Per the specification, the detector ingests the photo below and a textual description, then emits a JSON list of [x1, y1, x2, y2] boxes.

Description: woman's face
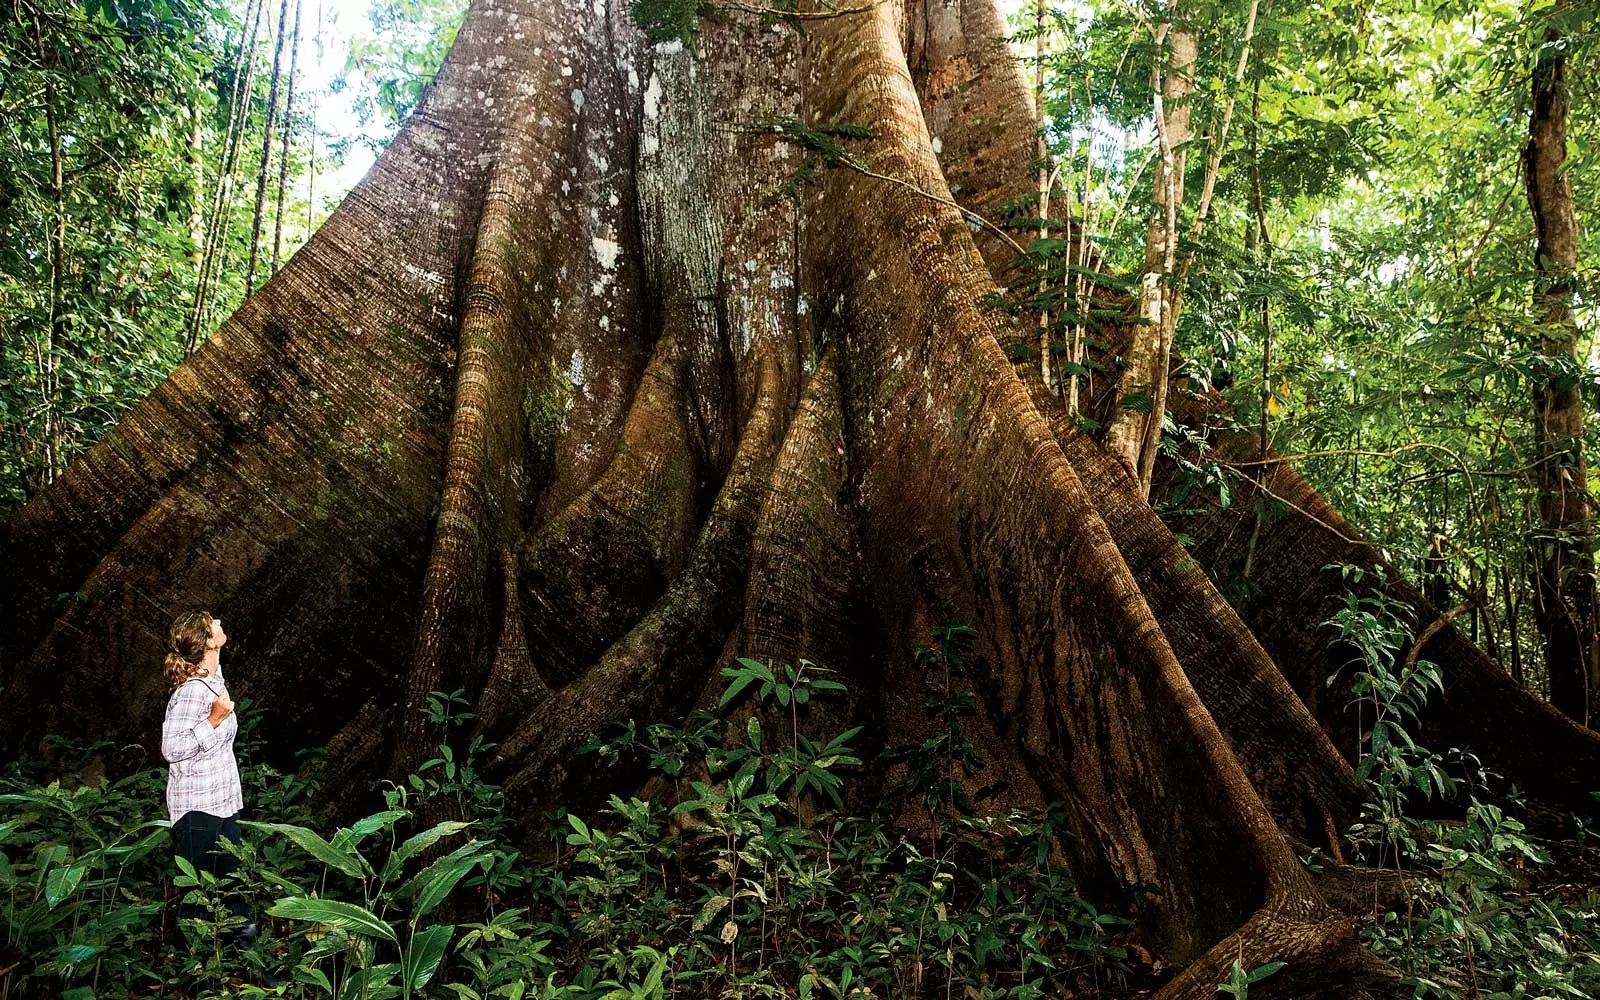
[[208, 616, 227, 651]]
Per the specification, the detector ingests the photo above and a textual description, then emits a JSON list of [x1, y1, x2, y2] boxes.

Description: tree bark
[[1105, 12, 1194, 494], [3, 0, 1597, 994], [1523, 1, 1595, 725]]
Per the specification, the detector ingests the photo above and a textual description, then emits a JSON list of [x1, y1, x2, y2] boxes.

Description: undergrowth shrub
[[1320, 567, 1600, 998], [0, 633, 1141, 999]]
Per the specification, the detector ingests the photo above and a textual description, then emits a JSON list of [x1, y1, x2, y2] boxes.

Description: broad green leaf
[[382, 820, 473, 880], [57, 943, 101, 965], [692, 893, 730, 932], [45, 863, 87, 907], [268, 896, 398, 943], [566, 814, 591, 845], [295, 966, 334, 992], [340, 962, 400, 1000], [103, 823, 174, 860], [397, 840, 489, 899], [341, 810, 410, 846], [244, 821, 369, 879], [402, 923, 454, 991], [412, 858, 479, 918]]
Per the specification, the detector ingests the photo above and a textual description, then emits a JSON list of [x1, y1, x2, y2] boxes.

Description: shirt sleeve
[[161, 682, 223, 763]]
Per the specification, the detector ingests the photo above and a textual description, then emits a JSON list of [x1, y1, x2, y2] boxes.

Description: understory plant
[[0, 633, 1140, 1000], [1321, 577, 1600, 998]]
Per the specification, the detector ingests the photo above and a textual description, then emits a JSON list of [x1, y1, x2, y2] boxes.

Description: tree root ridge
[[495, 352, 791, 804], [1153, 905, 1388, 1000], [803, 0, 1352, 972], [396, 160, 546, 771], [1155, 384, 1600, 826]]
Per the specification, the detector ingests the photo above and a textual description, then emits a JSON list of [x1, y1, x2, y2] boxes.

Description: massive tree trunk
[[3, 0, 1598, 994], [1523, 0, 1596, 726]]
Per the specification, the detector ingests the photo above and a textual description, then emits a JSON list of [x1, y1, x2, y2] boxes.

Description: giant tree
[[4, 0, 1600, 995]]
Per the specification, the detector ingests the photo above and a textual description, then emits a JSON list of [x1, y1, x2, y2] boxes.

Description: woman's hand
[[207, 690, 234, 728]]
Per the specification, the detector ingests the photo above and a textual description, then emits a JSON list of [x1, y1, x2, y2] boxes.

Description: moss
[[522, 358, 575, 492]]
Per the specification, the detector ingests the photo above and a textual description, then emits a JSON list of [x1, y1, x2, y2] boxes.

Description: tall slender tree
[[246, 0, 293, 291], [1105, 4, 1195, 493], [1523, 0, 1595, 724], [188, 0, 267, 351], [271, 0, 306, 274]]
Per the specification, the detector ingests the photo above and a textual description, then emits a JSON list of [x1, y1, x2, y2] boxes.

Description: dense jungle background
[[4, 0, 1600, 997]]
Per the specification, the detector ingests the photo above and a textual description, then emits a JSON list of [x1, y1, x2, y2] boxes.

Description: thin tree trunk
[[1188, 0, 1259, 248], [189, 0, 266, 351], [1033, 0, 1051, 391], [1523, 0, 1595, 725], [1242, 82, 1270, 580], [190, 101, 206, 278], [1134, 22, 1195, 495], [1106, 13, 1193, 492], [272, 0, 304, 274], [246, 0, 293, 291], [34, 13, 67, 485]]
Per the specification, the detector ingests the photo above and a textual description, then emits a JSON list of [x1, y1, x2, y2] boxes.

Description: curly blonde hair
[[164, 611, 215, 690]]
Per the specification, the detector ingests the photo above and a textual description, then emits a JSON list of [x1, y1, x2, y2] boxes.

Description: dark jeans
[[173, 810, 248, 924]]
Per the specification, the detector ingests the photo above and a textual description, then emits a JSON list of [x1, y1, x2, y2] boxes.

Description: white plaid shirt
[[161, 671, 243, 822]]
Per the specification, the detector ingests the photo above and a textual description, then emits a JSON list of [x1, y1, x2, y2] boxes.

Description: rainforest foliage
[[0, 0, 467, 508], [4, 631, 1599, 998], [1010, 0, 1600, 708]]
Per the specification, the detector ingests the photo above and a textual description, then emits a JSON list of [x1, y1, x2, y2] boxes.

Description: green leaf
[[566, 814, 591, 845], [341, 963, 400, 999], [719, 658, 774, 707], [342, 810, 410, 845], [692, 893, 730, 932], [1118, 391, 1153, 413], [267, 896, 398, 943], [45, 863, 87, 907], [411, 858, 480, 918], [1247, 961, 1286, 983], [295, 967, 334, 992], [244, 821, 369, 879], [57, 943, 101, 965], [103, 823, 173, 860], [382, 820, 473, 880], [402, 923, 454, 992]]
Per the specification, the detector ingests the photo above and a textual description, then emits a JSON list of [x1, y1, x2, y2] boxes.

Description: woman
[[160, 610, 251, 936]]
